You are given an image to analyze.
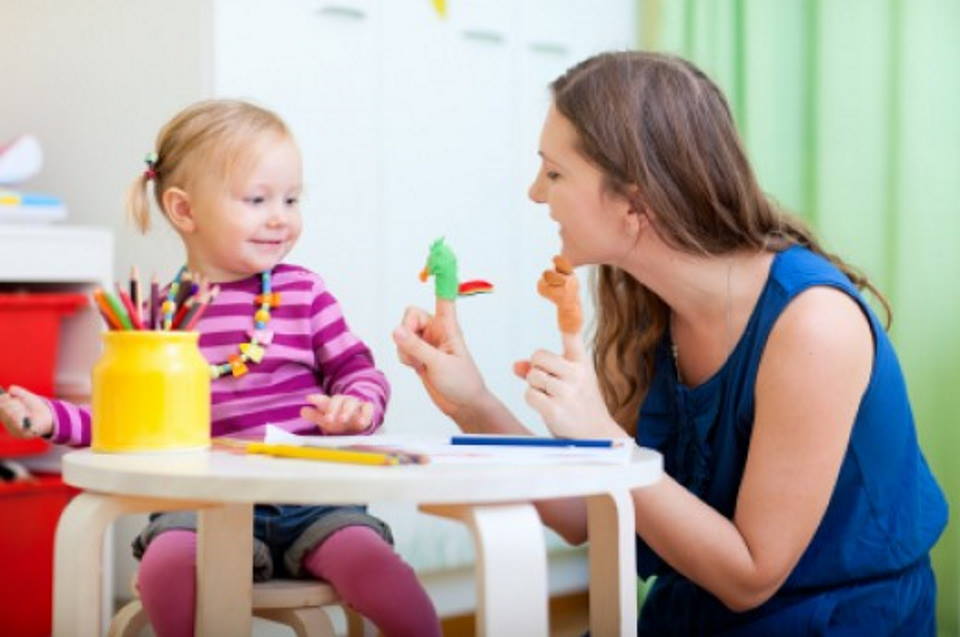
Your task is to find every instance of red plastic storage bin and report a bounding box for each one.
[0,292,87,456]
[0,473,78,637]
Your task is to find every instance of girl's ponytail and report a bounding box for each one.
[125,170,152,234]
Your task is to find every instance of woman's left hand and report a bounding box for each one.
[514,334,624,439]
[301,393,374,434]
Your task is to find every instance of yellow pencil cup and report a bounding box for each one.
[92,331,210,453]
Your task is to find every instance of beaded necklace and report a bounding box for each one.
[166,266,280,379]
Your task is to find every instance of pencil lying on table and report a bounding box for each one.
[246,442,401,466]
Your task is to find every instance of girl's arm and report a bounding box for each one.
[44,397,92,446]
[0,385,90,446]
[629,286,872,610]
[310,279,389,432]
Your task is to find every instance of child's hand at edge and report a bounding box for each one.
[0,385,54,439]
[300,394,374,434]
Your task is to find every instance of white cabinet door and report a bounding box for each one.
[377,0,522,432]
[212,0,635,437]
[213,0,384,348]
[512,0,638,396]
[513,2,582,398]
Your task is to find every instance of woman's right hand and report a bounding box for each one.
[392,299,489,420]
[0,385,54,439]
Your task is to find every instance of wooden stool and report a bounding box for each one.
[108,577,374,637]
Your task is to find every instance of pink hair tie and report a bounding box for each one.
[143,152,158,181]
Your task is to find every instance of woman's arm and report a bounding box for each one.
[394,302,523,432]
[521,286,873,607]
[393,303,596,543]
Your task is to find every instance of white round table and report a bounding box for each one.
[54,446,661,637]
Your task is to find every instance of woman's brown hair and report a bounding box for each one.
[550,51,890,434]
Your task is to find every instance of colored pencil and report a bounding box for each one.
[129,266,141,326]
[171,298,193,330]
[450,435,615,448]
[149,274,159,330]
[246,442,400,466]
[92,289,123,330]
[174,272,194,308]
[177,298,202,330]
[115,284,144,330]
[102,289,133,330]
[182,286,218,331]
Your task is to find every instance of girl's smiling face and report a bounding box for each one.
[527,105,638,268]
[188,134,303,281]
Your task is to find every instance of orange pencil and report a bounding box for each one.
[92,289,123,330]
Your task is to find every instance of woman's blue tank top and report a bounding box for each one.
[634,246,947,635]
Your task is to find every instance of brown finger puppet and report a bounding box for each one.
[537,255,582,334]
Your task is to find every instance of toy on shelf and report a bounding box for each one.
[0,135,67,223]
[419,237,493,301]
[538,255,582,335]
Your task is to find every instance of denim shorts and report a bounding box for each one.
[132,504,393,581]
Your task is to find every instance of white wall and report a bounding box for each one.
[0,0,214,283]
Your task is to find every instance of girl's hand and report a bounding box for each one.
[0,385,54,439]
[301,394,374,434]
[514,334,624,439]
[392,301,489,420]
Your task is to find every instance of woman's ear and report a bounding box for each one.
[623,184,646,237]
[161,187,196,234]
[623,208,640,238]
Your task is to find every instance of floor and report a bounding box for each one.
[131,591,590,636]
[440,591,589,637]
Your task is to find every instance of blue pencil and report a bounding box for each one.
[450,435,614,448]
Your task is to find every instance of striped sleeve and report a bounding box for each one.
[43,398,92,447]
[308,276,390,431]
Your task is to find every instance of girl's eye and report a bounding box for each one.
[285,197,299,206]
[245,196,266,205]
[546,171,560,181]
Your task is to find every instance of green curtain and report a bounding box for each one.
[639,1,959,633]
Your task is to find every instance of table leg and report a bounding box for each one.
[196,503,253,636]
[422,503,548,637]
[53,493,214,637]
[587,490,636,637]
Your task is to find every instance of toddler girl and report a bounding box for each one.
[0,99,440,637]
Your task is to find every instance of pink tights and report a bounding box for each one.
[137,526,440,637]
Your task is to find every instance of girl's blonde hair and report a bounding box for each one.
[550,51,891,435]
[126,99,290,233]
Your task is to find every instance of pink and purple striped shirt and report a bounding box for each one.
[48,264,390,446]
